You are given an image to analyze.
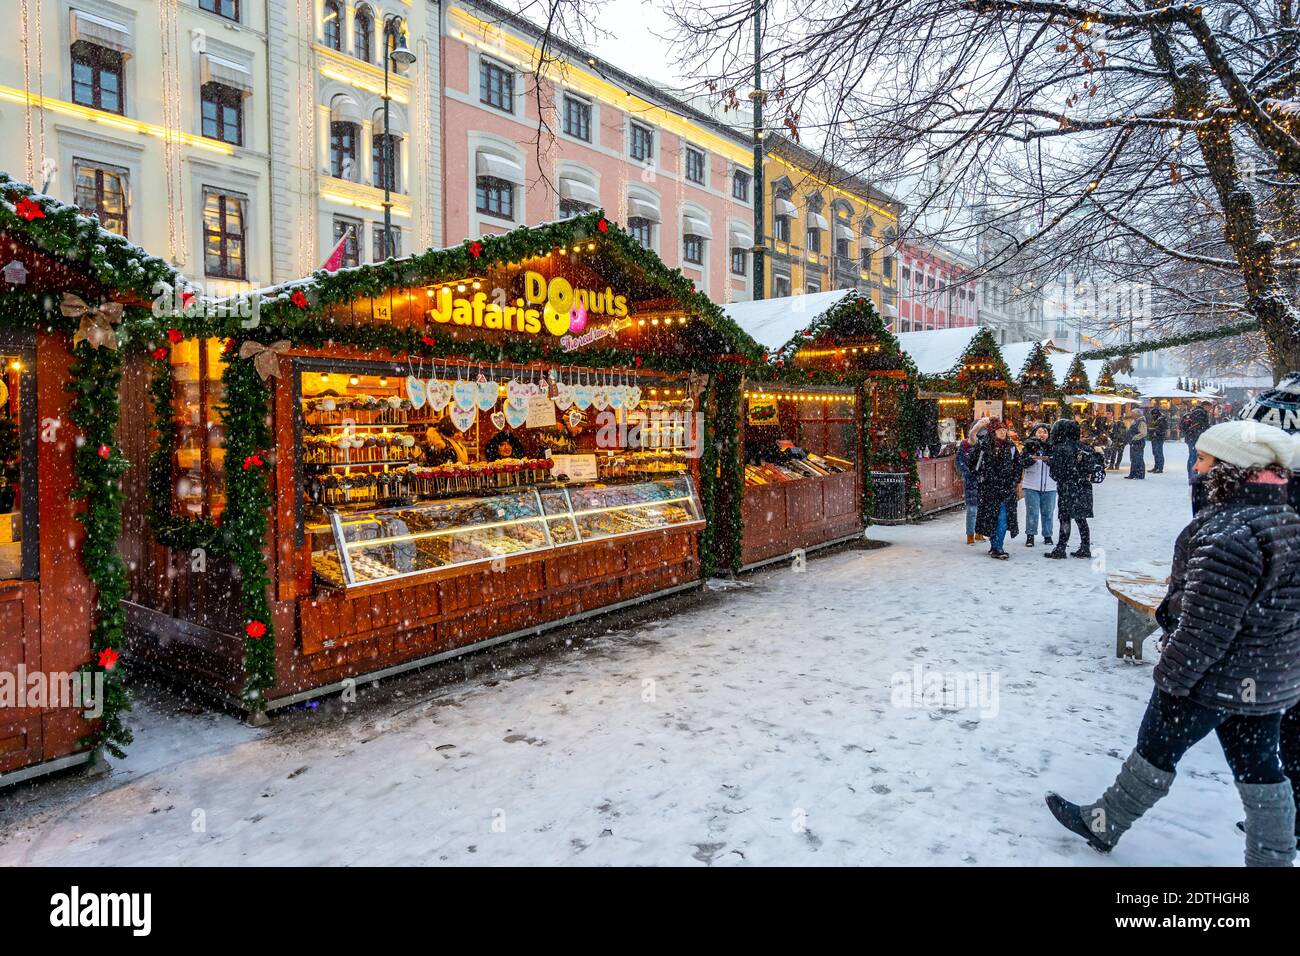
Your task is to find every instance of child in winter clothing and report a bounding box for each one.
[968,419,1021,559]
[1020,422,1056,547]
[955,418,988,545]
[1046,420,1300,867]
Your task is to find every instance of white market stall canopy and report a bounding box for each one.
[721,289,859,352]
[1066,393,1141,406]
[893,326,991,376]
[1047,351,1076,385]
[999,341,1036,381]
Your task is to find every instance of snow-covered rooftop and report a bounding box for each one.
[999,341,1036,379]
[1046,351,1076,385]
[893,327,988,376]
[720,289,857,352]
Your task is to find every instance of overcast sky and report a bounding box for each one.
[583,0,689,87]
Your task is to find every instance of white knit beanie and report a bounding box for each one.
[1196,420,1300,469]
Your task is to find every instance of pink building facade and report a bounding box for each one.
[440,1,755,303]
[896,240,978,333]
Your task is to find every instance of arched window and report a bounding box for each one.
[354,7,374,62]
[322,1,342,50]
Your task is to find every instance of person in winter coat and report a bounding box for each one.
[1087,414,1112,456]
[955,418,989,545]
[1149,409,1168,473]
[969,419,1021,559]
[1182,405,1210,478]
[1046,420,1300,867]
[1108,416,1128,469]
[1125,409,1149,479]
[1043,418,1095,559]
[1020,422,1057,548]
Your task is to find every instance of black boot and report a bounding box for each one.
[1042,535,1052,545]
[1071,547,1092,558]
[1045,794,1113,853]
[1026,534,1035,548]
[1044,544,1067,559]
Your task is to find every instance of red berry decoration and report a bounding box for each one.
[245,620,267,639]
[97,444,111,459]
[15,197,45,222]
[151,347,168,361]
[222,339,236,354]
[180,290,196,307]
[420,335,435,347]
[597,218,609,233]
[469,241,483,258]
[634,356,642,369]
[291,289,309,309]
[167,328,183,343]
[97,648,120,670]
[242,453,265,471]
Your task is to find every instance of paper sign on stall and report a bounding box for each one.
[974,400,1003,421]
[550,454,598,482]
[525,394,557,428]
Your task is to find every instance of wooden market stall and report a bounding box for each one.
[0,176,165,784]
[1000,341,1064,433]
[895,326,1013,516]
[722,291,911,565]
[120,212,764,712]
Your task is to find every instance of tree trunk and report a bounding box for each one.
[1148,16,1300,382]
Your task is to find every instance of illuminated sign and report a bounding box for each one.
[427,270,629,339]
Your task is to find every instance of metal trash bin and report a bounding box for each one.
[871,472,908,523]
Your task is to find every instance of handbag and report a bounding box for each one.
[1083,448,1107,484]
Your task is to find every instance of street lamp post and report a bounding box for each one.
[750,0,765,301]
[383,24,417,260]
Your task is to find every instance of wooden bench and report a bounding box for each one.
[1105,562,1170,660]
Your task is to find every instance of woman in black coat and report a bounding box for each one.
[968,419,1021,559]
[1046,420,1300,867]
[1044,418,1094,559]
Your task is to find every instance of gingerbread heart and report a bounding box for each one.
[426,379,452,412]
[490,410,506,431]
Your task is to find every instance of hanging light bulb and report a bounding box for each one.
[349,374,360,386]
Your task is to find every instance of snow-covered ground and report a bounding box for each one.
[0,451,1253,865]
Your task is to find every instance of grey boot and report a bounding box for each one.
[1237,781,1297,867]
[1080,750,1176,848]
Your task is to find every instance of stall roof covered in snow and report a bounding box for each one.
[893,327,989,376]
[720,289,858,352]
[999,342,1036,380]
[1046,352,1076,386]
[1083,358,1106,386]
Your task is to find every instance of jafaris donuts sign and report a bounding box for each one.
[426,270,629,340]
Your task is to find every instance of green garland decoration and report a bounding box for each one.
[1079,320,1259,361]
[704,370,744,575]
[67,342,132,759]
[220,350,277,705]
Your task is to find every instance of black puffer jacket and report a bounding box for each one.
[1154,480,1300,715]
[969,434,1021,538]
[1047,419,1094,519]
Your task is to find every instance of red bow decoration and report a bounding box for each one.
[97,444,111,459]
[634,356,642,368]
[245,620,267,639]
[97,648,120,670]
[291,289,309,309]
[167,328,183,344]
[597,218,609,233]
[180,290,196,307]
[151,347,168,361]
[421,335,435,347]
[15,197,45,222]
[242,453,265,471]
[469,241,483,258]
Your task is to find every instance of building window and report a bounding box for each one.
[559,199,592,219]
[476,176,515,220]
[883,257,893,280]
[774,274,791,297]
[683,234,704,265]
[684,147,705,185]
[630,123,653,163]
[861,247,873,270]
[354,8,374,62]
[563,95,591,141]
[480,59,514,113]
[774,216,790,243]
[372,224,400,261]
[732,169,750,202]
[628,217,653,248]
[323,1,342,49]
[835,237,850,259]
[807,228,821,253]
[807,283,820,295]
[203,189,247,280]
[372,133,401,191]
[201,83,243,146]
[331,217,360,268]
[199,0,238,20]
[330,122,359,180]
[730,247,747,276]
[73,161,128,236]
[71,41,124,114]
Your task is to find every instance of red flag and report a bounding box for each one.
[321,227,352,273]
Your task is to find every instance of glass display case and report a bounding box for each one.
[312,477,703,588]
